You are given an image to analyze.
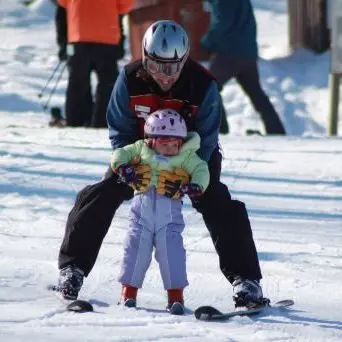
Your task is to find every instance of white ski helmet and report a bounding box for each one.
[144,108,187,138]
[142,20,190,63]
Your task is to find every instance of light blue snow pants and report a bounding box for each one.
[118,187,188,290]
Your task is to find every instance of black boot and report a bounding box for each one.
[58,265,84,300]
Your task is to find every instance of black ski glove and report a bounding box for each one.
[180,183,203,199]
[58,45,67,61]
[117,15,125,59]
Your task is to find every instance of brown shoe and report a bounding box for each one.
[167,289,184,315]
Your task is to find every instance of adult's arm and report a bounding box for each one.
[55,5,67,48]
[195,80,221,161]
[201,0,236,51]
[107,69,138,150]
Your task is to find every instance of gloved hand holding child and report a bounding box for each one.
[114,157,151,192]
[157,168,190,199]
[179,183,203,198]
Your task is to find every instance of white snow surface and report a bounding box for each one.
[1,1,342,341]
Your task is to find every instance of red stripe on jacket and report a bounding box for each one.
[130,95,198,138]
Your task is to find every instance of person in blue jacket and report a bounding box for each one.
[201,0,286,135]
[56,20,264,308]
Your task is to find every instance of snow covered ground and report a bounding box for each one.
[1,1,342,341]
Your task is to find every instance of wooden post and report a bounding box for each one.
[329,0,342,135]
[288,0,329,53]
[328,73,340,135]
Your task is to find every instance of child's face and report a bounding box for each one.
[154,137,182,156]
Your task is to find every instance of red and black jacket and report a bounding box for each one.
[107,59,222,161]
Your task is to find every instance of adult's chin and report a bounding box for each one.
[157,83,173,92]
[152,75,180,92]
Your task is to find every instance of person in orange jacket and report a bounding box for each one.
[56,0,134,128]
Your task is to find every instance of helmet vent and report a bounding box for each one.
[152,24,158,34]
[170,118,175,126]
[162,38,168,52]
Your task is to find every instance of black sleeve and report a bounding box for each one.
[55,5,67,48]
[118,15,125,59]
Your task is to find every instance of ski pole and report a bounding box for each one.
[37,60,63,99]
[42,61,67,111]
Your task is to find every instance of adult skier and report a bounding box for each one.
[56,20,263,309]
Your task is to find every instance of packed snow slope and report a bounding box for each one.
[1,1,342,341]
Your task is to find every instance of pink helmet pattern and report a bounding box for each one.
[144,108,187,138]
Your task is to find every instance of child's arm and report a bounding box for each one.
[182,154,210,193]
[111,140,144,170]
[111,140,151,192]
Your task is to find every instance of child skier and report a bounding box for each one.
[111,108,210,315]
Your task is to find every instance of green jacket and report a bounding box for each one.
[111,132,210,192]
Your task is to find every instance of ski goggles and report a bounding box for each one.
[152,137,184,149]
[154,137,183,144]
[144,57,184,76]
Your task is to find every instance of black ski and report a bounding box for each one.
[47,284,94,313]
[245,129,263,136]
[66,300,93,313]
[194,299,294,321]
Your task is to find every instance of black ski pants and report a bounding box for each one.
[210,54,285,135]
[65,43,120,128]
[59,147,262,283]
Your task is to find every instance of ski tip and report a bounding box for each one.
[273,299,294,308]
[66,300,94,313]
[245,129,263,136]
[194,306,222,320]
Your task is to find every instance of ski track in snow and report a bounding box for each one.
[1,127,342,342]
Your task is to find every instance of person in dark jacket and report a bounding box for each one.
[201,0,286,135]
[55,0,133,128]
[56,20,264,308]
